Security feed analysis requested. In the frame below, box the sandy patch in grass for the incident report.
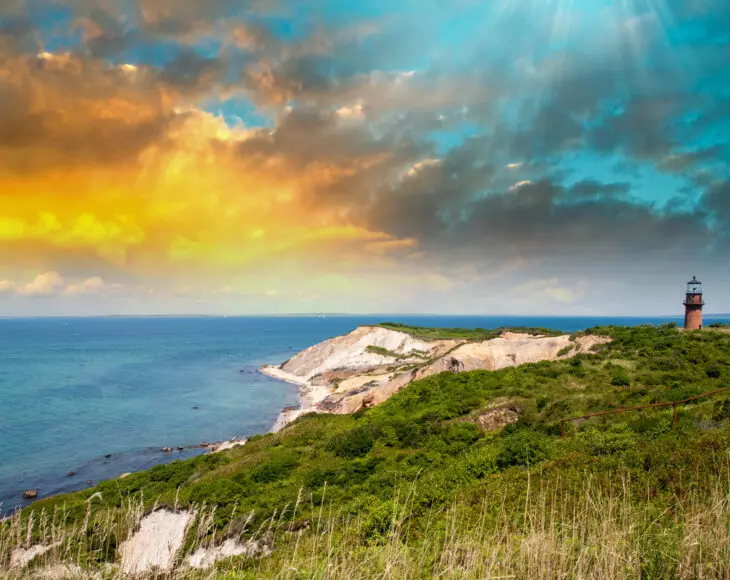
[119,510,194,575]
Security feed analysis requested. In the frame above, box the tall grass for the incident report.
[248,468,730,579]
[3,463,730,579]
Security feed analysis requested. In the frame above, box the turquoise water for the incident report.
[1,314,721,514]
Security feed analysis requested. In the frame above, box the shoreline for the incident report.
[4,367,302,515]
[1,438,250,516]
[260,365,331,431]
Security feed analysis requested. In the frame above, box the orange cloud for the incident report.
[0,48,416,298]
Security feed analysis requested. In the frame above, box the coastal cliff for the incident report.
[261,325,610,429]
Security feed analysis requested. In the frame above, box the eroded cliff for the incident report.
[261,325,609,429]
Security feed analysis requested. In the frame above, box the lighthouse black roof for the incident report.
[688,276,702,285]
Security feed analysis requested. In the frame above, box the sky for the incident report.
[0,0,729,316]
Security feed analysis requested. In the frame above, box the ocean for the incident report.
[0,314,723,514]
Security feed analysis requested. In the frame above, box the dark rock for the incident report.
[447,357,465,372]
[282,405,298,413]
[317,394,345,412]
[200,442,210,448]
[22,489,38,499]
[176,446,184,451]
[104,454,112,459]
[191,406,200,410]
[67,471,76,477]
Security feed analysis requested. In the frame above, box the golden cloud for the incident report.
[0,47,416,292]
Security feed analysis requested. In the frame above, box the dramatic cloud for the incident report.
[0,0,729,315]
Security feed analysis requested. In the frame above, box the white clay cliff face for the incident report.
[261,326,609,429]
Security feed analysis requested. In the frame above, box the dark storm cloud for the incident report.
[236,108,391,168]
[589,96,686,160]
[454,181,709,260]
[657,146,728,174]
[61,0,281,40]
[159,50,222,91]
[0,13,39,52]
[358,134,713,266]
[703,181,730,224]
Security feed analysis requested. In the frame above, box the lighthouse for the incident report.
[683,276,704,330]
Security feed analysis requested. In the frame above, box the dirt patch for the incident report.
[473,407,521,432]
[186,535,272,570]
[9,543,60,569]
[119,510,194,575]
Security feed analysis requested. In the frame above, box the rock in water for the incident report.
[161,446,172,453]
[22,489,38,499]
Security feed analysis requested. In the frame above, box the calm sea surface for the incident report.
[1,314,725,514]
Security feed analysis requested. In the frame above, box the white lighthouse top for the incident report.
[686,276,702,295]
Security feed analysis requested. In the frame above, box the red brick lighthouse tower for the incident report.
[683,276,704,330]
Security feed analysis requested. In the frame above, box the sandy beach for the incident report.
[259,365,332,431]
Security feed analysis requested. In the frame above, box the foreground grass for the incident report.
[4,324,730,577]
[4,452,730,578]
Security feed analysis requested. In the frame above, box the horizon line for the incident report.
[1,313,729,319]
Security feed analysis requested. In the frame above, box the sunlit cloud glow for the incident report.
[0,0,728,315]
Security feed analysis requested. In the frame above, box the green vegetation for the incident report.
[377,322,562,340]
[557,345,574,356]
[6,324,730,577]
[365,345,428,360]
[365,345,402,358]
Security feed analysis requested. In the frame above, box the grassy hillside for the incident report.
[5,324,730,578]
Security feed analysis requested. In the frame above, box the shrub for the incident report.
[361,501,396,543]
[249,453,299,483]
[497,430,550,469]
[336,457,383,486]
[712,399,730,422]
[706,365,722,379]
[578,425,637,456]
[628,413,672,438]
[303,466,336,489]
[611,374,631,387]
[188,479,247,511]
[465,445,499,478]
[636,371,662,386]
[327,425,376,458]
